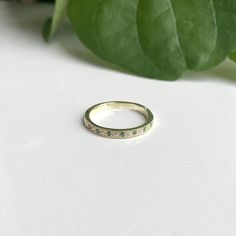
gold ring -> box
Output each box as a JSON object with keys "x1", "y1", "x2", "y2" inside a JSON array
[{"x1": 83, "y1": 101, "x2": 154, "y2": 139}]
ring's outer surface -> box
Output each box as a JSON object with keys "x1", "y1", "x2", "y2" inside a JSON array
[{"x1": 83, "y1": 101, "x2": 154, "y2": 139}]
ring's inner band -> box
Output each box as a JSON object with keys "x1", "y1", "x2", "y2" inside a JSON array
[{"x1": 89, "y1": 102, "x2": 150, "y2": 122}]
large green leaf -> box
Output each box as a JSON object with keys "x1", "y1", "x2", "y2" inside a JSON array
[
  {"x1": 43, "y1": 0, "x2": 68, "y2": 41},
  {"x1": 137, "y1": 0, "x2": 217, "y2": 77},
  {"x1": 204, "y1": 0, "x2": 236, "y2": 68},
  {"x1": 67, "y1": 0, "x2": 236, "y2": 80},
  {"x1": 68, "y1": 0, "x2": 172, "y2": 80}
]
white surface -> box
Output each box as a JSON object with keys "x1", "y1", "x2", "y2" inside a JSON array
[{"x1": 0, "y1": 3, "x2": 236, "y2": 236}]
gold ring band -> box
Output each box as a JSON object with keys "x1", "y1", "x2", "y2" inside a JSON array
[{"x1": 83, "y1": 101, "x2": 154, "y2": 139}]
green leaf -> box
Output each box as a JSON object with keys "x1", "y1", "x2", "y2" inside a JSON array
[
  {"x1": 229, "y1": 51, "x2": 236, "y2": 62},
  {"x1": 67, "y1": 0, "x2": 236, "y2": 80},
  {"x1": 203, "y1": 0, "x2": 236, "y2": 68},
  {"x1": 43, "y1": 0, "x2": 68, "y2": 41},
  {"x1": 137, "y1": 0, "x2": 217, "y2": 77},
  {"x1": 68, "y1": 0, "x2": 173, "y2": 80},
  {"x1": 68, "y1": 0, "x2": 181, "y2": 80},
  {"x1": 43, "y1": 18, "x2": 52, "y2": 42}
]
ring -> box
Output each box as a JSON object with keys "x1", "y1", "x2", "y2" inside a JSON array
[{"x1": 83, "y1": 101, "x2": 154, "y2": 139}]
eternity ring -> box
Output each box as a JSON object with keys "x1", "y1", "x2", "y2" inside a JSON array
[{"x1": 83, "y1": 101, "x2": 154, "y2": 139}]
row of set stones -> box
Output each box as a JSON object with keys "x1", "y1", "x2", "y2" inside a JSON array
[{"x1": 84, "y1": 118, "x2": 153, "y2": 138}]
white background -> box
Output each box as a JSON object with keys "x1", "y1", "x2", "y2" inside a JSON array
[{"x1": 0, "y1": 3, "x2": 236, "y2": 236}]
